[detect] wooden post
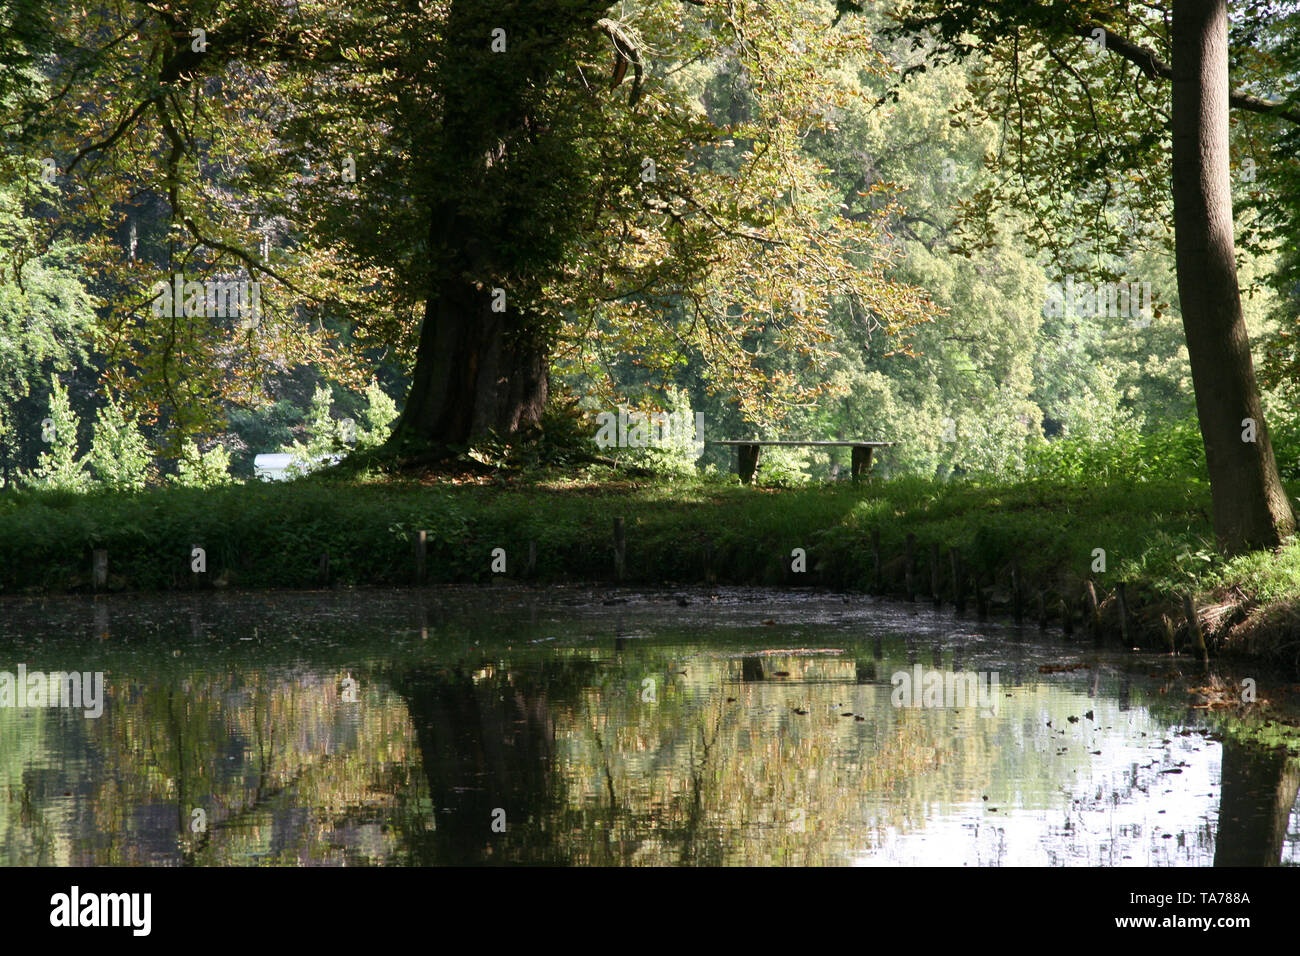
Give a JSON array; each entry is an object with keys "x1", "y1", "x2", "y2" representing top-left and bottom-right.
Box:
[
  {"x1": 703, "y1": 537, "x2": 716, "y2": 585},
  {"x1": 737, "y1": 444, "x2": 760, "y2": 485},
  {"x1": 1061, "y1": 598, "x2": 1074, "y2": 637},
  {"x1": 613, "y1": 517, "x2": 626, "y2": 582},
  {"x1": 318, "y1": 551, "x2": 330, "y2": 587},
  {"x1": 1116, "y1": 582, "x2": 1131, "y2": 645},
  {"x1": 1184, "y1": 593, "x2": 1208, "y2": 665},
  {"x1": 950, "y1": 548, "x2": 964, "y2": 612},
  {"x1": 92, "y1": 549, "x2": 108, "y2": 591},
  {"x1": 850, "y1": 445, "x2": 874, "y2": 483},
  {"x1": 1084, "y1": 580, "x2": 1101, "y2": 640},
  {"x1": 974, "y1": 573, "x2": 987, "y2": 621},
  {"x1": 930, "y1": 542, "x2": 941, "y2": 606},
  {"x1": 414, "y1": 531, "x2": 427, "y2": 585},
  {"x1": 904, "y1": 533, "x2": 915, "y2": 602},
  {"x1": 1037, "y1": 591, "x2": 1048, "y2": 631},
  {"x1": 871, "y1": 529, "x2": 882, "y2": 595},
  {"x1": 526, "y1": 540, "x2": 537, "y2": 579},
  {"x1": 1011, "y1": 563, "x2": 1023, "y2": 625}
]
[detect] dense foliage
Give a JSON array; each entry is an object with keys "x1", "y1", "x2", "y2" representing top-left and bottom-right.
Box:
[{"x1": 0, "y1": 0, "x2": 1297, "y2": 512}]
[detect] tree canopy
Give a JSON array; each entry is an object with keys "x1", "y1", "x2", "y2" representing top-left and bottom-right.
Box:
[{"x1": 3, "y1": 0, "x2": 1300, "y2": 553}]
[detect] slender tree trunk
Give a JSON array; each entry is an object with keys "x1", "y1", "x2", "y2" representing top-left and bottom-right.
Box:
[
  {"x1": 1171, "y1": 0, "x2": 1295, "y2": 553},
  {"x1": 1213, "y1": 738, "x2": 1300, "y2": 866}
]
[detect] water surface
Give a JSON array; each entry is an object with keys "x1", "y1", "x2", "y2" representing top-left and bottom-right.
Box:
[{"x1": 1, "y1": 587, "x2": 1296, "y2": 866}]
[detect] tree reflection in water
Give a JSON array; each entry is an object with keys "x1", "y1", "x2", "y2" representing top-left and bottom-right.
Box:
[{"x1": 0, "y1": 590, "x2": 1296, "y2": 866}]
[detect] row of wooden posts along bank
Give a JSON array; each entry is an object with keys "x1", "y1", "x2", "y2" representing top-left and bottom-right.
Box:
[{"x1": 81, "y1": 520, "x2": 1213, "y2": 662}]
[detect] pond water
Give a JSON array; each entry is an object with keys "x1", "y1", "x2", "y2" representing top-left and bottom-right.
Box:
[{"x1": 0, "y1": 587, "x2": 1297, "y2": 866}]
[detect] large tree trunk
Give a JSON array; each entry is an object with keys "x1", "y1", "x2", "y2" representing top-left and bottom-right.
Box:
[
  {"x1": 395, "y1": 664, "x2": 564, "y2": 864},
  {"x1": 389, "y1": 0, "x2": 608, "y2": 453},
  {"x1": 1172, "y1": 0, "x2": 1296, "y2": 553},
  {"x1": 395, "y1": 274, "x2": 550, "y2": 448}
]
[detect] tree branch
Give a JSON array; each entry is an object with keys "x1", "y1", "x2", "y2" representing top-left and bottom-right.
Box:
[
  {"x1": 597, "y1": 18, "x2": 644, "y2": 106},
  {"x1": 65, "y1": 97, "x2": 158, "y2": 174},
  {"x1": 1081, "y1": 24, "x2": 1300, "y2": 125}
]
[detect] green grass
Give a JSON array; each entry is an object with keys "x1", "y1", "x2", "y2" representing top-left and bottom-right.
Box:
[
  {"x1": 2, "y1": 467, "x2": 1298, "y2": 661},
  {"x1": 0, "y1": 467, "x2": 1253, "y2": 595}
]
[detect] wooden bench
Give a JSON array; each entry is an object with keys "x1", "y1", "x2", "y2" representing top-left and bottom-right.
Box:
[{"x1": 709, "y1": 440, "x2": 897, "y2": 485}]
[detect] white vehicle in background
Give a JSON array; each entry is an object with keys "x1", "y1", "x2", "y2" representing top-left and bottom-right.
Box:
[{"x1": 252, "y1": 452, "x2": 342, "y2": 481}]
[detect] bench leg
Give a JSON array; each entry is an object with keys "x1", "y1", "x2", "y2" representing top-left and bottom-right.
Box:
[
  {"x1": 738, "y1": 444, "x2": 760, "y2": 485},
  {"x1": 851, "y1": 446, "x2": 873, "y2": 483}
]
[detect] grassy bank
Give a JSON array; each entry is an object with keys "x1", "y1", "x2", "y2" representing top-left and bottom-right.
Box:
[{"x1": 2, "y1": 469, "x2": 1298, "y2": 667}]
